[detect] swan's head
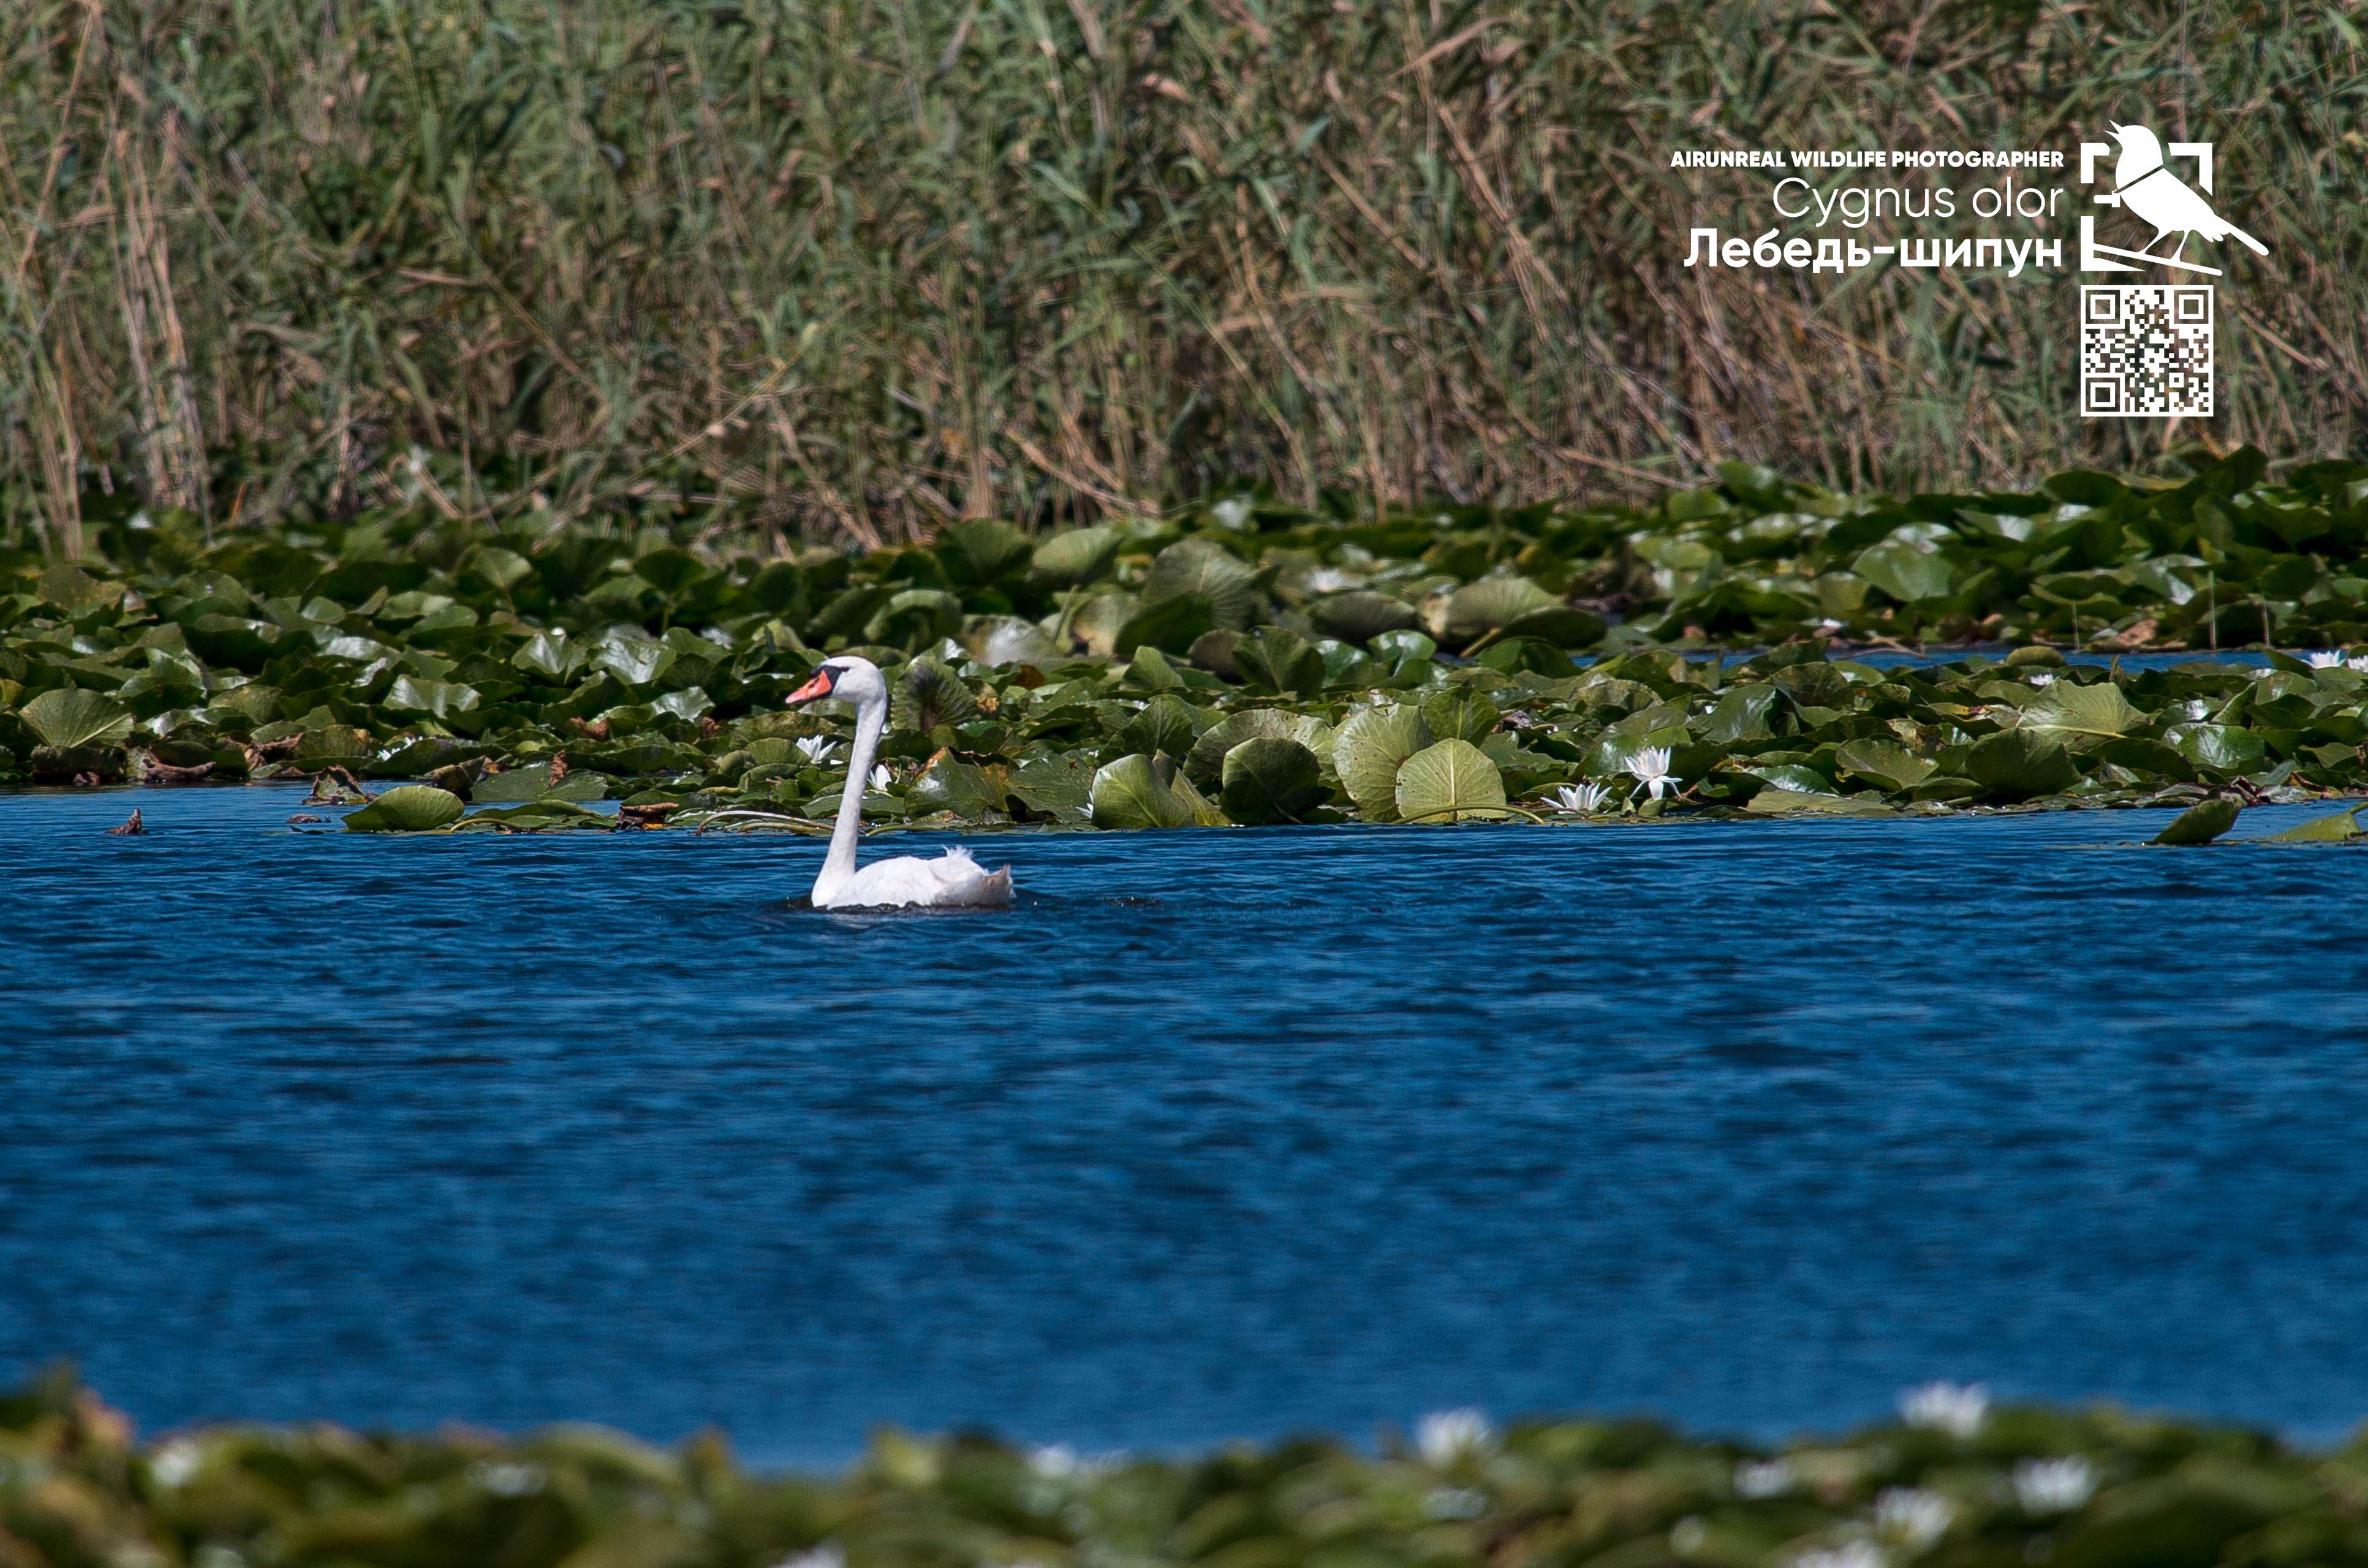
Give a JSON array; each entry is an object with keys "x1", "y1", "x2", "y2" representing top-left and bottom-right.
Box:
[{"x1": 785, "y1": 654, "x2": 887, "y2": 711}]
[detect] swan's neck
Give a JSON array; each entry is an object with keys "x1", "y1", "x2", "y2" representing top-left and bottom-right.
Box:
[{"x1": 815, "y1": 687, "x2": 886, "y2": 903}]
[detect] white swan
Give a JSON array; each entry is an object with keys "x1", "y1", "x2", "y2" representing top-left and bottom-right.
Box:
[{"x1": 784, "y1": 655, "x2": 1013, "y2": 910}]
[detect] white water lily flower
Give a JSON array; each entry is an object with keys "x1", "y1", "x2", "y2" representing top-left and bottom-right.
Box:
[
  {"x1": 2349, "y1": 655, "x2": 2368, "y2": 673},
  {"x1": 2308, "y1": 650, "x2": 2347, "y2": 668},
  {"x1": 1734, "y1": 1458, "x2": 1796, "y2": 1499},
  {"x1": 795, "y1": 736, "x2": 840, "y2": 765},
  {"x1": 1553, "y1": 782, "x2": 1611, "y2": 814},
  {"x1": 1793, "y1": 1542, "x2": 1886, "y2": 1568},
  {"x1": 1875, "y1": 1487, "x2": 1953, "y2": 1550},
  {"x1": 149, "y1": 1440, "x2": 202, "y2": 1488},
  {"x1": 466, "y1": 1461, "x2": 545, "y2": 1497},
  {"x1": 768, "y1": 1545, "x2": 845, "y2": 1568},
  {"x1": 2012, "y1": 1455, "x2": 2096, "y2": 1515},
  {"x1": 1899, "y1": 1381, "x2": 1988, "y2": 1438},
  {"x1": 1028, "y1": 1444, "x2": 1123, "y2": 1480},
  {"x1": 2028, "y1": 672, "x2": 2056, "y2": 688},
  {"x1": 868, "y1": 764, "x2": 893, "y2": 792},
  {"x1": 1304, "y1": 567, "x2": 1363, "y2": 594},
  {"x1": 1415, "y1": 1408, "x2": 1494, "y2": 1464},
  {"x1": 1626, "y1": 746, "x2": 1678, "y2": 800}
]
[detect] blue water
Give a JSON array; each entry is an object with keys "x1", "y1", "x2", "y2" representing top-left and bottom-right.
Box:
[{"x1": 6, "y1": 784, "x2": 2368, "y2": 1462}]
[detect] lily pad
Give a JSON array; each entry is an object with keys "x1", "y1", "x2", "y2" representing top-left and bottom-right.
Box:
[
  {"x1": 1394, "y1": 739, "x2": 1508, "y2": 823},
  {"x1": 1141, "y1": 539, "x2": 1260, "y2": 630},
  {"x1": 1334, "y1": 704, "x2": 1432, "y2": 822},
  {"x1": 1967, "y1": 729, "x2": 2082, "y2": 801},
  {"x1": 2152, "y1": 797, "x2": 2239, "y2": 845},
  {"x1": 19, "y1": 688, "x2": 134, "y2": 750},
  {"x1": 2258, "y1": 804, "x2": 2362, "y2": 843},
  {"x1": 1089, "y1": 753, "x2": 1221, "y2": 830},
  {"x1": 341, "y1": 785, "x2": 465, "y2": 833},
  {"x1": 1833, "y1": 739, "x2": 1937, "y2": 793},
  {"x1": 1219, "y1": 737, "x2": 1326, "y2": 824},
  {"x1": 1309, "y1": 591, "x2": 1420, "y2": 644}
]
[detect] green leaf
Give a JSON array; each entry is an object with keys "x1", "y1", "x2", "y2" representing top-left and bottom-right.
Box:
[
  {"x1": 342, "y1": 785, "x2": 465, "y2": 833},
  {"x1": 512, "y1": 628, "x2": 583, "y2": 679},
  {"x1": 1309, "y1": 590, "x2": 1420, "y2": 644},
  {"x1": 866, "y1": 588, "x2": 966, "y2": 649},
  {"x1": 1966, "y1": 729, "x2": 2082, "y2": 800},
  {"x1": 1114, "y1": 594, "x2": 1216, "y2": 657},
  {"x1": 2167, "y1": 722, "x2": 2269, "y2": 776},
  {"x1": 1499, "y1": 604, "x2": 1606, "y2": 648},
  {"x1": 2152, "y1": 797, "x2": 2239, "y2": 845},
  {"x1": 892, "y1": 659, "x2": 977, "y2": 731},
  {"x1": 940, "y1": 519, "x2": 1032, "y2": 584},
  {"x1": 1219, "y1": 737, "x2": 1325, "y2": 824},
  {"x1": 1746, "y1": 788, "x2": 1896, "y2": 816},
  {"x1": 38, "y1": 562, "x2": 125, "y2": 612},
  {"x1": 1703, "y1": 683, "x2": 1779, "y2": 744},
  {"x1": 1120, "y1": 694, "x2": 1201, "y2": 760},
  {"x1": 1142, "y1": 539, "x2": 1260, "y2": 629},
  {"x1": 384, "y1": 676, "x2": 482, "y2": 721},
  {"x1": 2095, "y1": 736, "x2": 2199, "y2": 782},
  {"x1": 590, "y1": 633, "x2": 674, "y2": 687},
  {"x1": 18, "y1": 688, "x2": 134, "y2": 750},
  {"x1": 1747, "y1": 763, "x2": 1833, "y2": 794},
  {"x1": 1442, "y1": 577, "x2": 1560, "y2": 644},
  {"x1": 1394, "y1": 739, "x2": 1508, "y2": 823},
  {"x1": 1334, "y1": 704, "x2": 1432, "y2": 821},
  {"x1": 1009, "y1": 751, "x2": 1098, "y2": 823},
  {"x1": 1030, "y1": 526, "x2": 1121, "y2": 586},
  {"x1": 295, "y1": 726, "x2": 374, "y2": 766},
  {"x1": 1421, "y1": 687, "x2": 1500, "y2": 744},
  {"x1": 1234, "y1": 627, "x2": 1325, "y2": 696},
  {"x1": 2022, "y1": 681, "x2": 2143, "y2": 749},
  {"x1": 1089, "y1": 753, "x2": 1222, "y2": 829},
  {"x1": 1833, "y1": 738, "x2": 1937, "y2": 792},
  {"x1": 1186, "y1": 709, "x2": 1330, "y2": 786},
  {"x1": 909, "y1": 755, "x2": 1008, "y2": 819},
  {"x1": 1853, "y1": 541, "x2": 1958, "y2": 601},
  {"x1": 2259, "y1": 804, "x2": 2362, "y2": 842},
  {"x1": 473, "y1": 763, "x2": 605, "y2": 803}
]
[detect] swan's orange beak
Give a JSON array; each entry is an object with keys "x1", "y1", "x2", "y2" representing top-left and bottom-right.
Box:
[{"x1": 785, "y1": 669, "x2": 836, "y2": 706}]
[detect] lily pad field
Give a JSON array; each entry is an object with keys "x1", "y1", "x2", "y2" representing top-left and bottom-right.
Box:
[
  {"x1": 9, "y1": 1368, "x2": 2368, "y2": 1568},
  {"x1": 11, "y1": 449, "x2": 2368, "y2": 837}
]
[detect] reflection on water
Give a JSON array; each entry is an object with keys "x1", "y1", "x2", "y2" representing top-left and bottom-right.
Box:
[{"x1": 4, "y1": 783, "x2": 2368, "y2": 1462}]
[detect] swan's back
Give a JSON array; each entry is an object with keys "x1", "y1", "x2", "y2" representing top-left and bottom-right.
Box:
[{"x1": 816, "y1": 844, "x2": 1013, "y2": 910}]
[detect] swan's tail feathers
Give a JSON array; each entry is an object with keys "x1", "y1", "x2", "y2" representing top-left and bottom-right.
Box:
[{"x1": 940, "y1": 844, "x2": 979, "y2": 865}]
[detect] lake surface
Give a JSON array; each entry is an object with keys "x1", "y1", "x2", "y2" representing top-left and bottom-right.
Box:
[{"x1": 6, "y1": 785, "x2": 2368, "y2": 1464}]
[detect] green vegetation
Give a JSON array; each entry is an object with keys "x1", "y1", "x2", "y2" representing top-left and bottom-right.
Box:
[
  {"x1": 3, "y1": 0, "x2": 2360, "y2": 551},
  {"x1": 12, "y1": 454, "x2": 2368, "y2": 829},
  {"x1": 9, "y1": 1374, "x2": 2368, "y2": 1568}
]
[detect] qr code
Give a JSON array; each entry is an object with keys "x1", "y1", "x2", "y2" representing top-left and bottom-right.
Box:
[{"x1": 2081, "y1": 285, "x2": 2212, "y2": 417}]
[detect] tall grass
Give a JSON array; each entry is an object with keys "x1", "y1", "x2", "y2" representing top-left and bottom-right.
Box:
[{"x1": 1, "y1": 0, "x2": 2362, "y2": 551}]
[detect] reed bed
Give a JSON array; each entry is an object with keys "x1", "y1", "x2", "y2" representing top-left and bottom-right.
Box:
[{"x1": 2, "y1": 0, "x2": 2362, "y2": 554}]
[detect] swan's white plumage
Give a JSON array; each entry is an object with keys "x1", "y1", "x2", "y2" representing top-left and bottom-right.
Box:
[
  {"x1": 815, "y1": 843, "x2": 1012, "y2": 910},
  {"x1": 790, "y1": 656, "x2": 1015, "y2": 911}
]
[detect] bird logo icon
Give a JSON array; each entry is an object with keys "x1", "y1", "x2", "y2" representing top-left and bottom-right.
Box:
[{"x1": 2092, "y1": 123, "x2": 2269, "y2": 271}]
